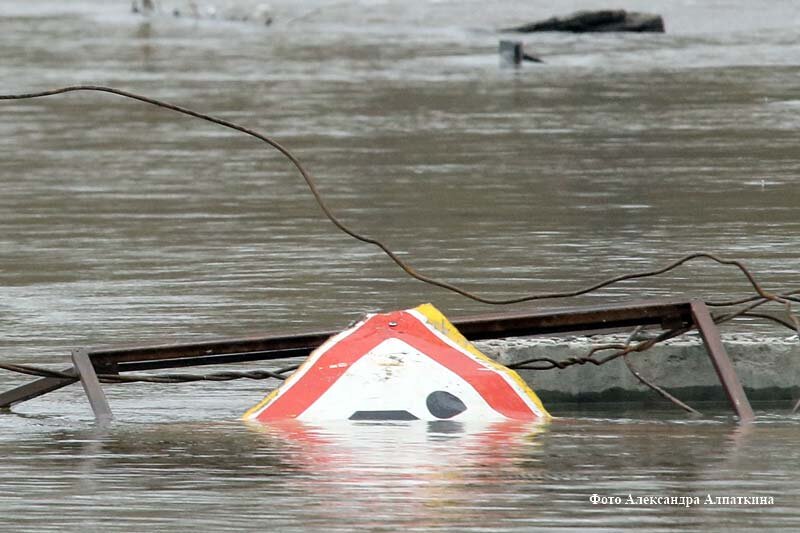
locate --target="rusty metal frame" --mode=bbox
[0,298,754,422]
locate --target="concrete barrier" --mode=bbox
[477,334,800,403]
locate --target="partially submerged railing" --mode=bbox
[0,299,754,422]
[2,86,791,424]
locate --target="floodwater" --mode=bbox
[1,0,799,530]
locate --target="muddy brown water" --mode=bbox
[1,1,799,531]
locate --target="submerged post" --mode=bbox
[71,348,113,422]
[690,300,755,422]
[499,40,523,66]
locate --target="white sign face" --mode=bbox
[301,337,507,422]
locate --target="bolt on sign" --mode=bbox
[243,304,550,422]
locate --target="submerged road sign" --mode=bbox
[243,304,550,422]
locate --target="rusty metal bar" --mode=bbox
[71,348,113,422]
[85,299,694,369]
[0,368,78,409]
[452,298,692,340]
[690,300,755,422]
[113,348,313,372]
[87,331,334,368]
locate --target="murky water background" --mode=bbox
[1,0,799,530]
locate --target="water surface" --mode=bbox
[1,0,799,530]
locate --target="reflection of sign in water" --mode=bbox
[247,418,548,528]
[243,304,550,422]
[252,418,547,471]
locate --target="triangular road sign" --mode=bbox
[243,304,549,422]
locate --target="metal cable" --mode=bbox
[0,363,74,379]
[507,324,692,371]
[0,362,298,383]
[97,364,298,384]
[621,326,702,415]
[1,86,796,311]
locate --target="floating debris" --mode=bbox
[499,40,544,67]
[503,9,665,33]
